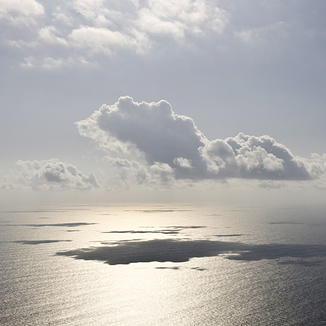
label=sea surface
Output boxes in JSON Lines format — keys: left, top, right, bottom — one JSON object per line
{"left": 1, "top": 203, "right": 326, "bottom": 325}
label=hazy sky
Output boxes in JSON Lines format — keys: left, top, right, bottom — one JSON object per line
{"left": 1, "top": 0, "right": 326, "bottom": 206}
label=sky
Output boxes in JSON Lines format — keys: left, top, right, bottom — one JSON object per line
{"left": 1, "top": 0, "right": 326, "bottom": 207}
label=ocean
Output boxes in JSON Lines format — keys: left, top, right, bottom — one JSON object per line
{"left": 1, "top": 204, "right": 326, "bottom": 325}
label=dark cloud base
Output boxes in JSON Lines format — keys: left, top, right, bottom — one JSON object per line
{"left": 56, "top": 239, "right": 326, "bottom": 266}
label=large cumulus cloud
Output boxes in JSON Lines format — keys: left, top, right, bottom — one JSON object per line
{"left": 1, "top": 159, "right": 98, "bottom": 190}
{"left": 76, "top": 96, "right": 313, "bottom": 181}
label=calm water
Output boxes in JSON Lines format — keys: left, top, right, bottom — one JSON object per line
{"left": 1, "top": 204, "right": 326, "bottom": 325}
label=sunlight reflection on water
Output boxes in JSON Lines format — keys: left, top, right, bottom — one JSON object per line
{"left": 1, "top": 204, "right": 326, "bottom": 325}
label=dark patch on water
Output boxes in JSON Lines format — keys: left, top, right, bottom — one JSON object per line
{"left": 103, "top": 226, "right": 206, "bottom": 235}
{"left": 278, "top": 260, "right": 324, "bottom": 267}
{"left": 191, "top": 267, "right": 206, "bottom": 271}
{"left": 269, "top": 221, "right": 323, "bottom": 227}
{"left": 214, "top": 234, "right": 243, "bottom": 237}
{"left": 0, "top": 210, "right": 69, "bottom": 213}
{"left": 15, "top": 240, "right": 72, "bottom": 245}
{"left": 25, "top": 222, "right": 97, "bottom": 227}
{"left": 124, "top": 209, "right": 192, "bottom": 213}
{"left": 103, "top": 229, "right": 180, "bottom": 235}
{"left": 56, "top": 238, "right": 326, "bottom": 266}
{"left": 269, "top": 221, "right": 305, "bottom": 225}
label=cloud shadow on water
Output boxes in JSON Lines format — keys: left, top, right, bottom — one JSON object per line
{"left": 103, "top": 226, "right": 206, "bottom": 235}
{"left": 278, "top": 260, "right": 324, "bottom": 267}
{"left": 15, "top": 240, "right": 72, "bottom": 245}
{"left": 214, "top": 234, "right": 243, "bottom": 237}
{"left": 25, "top": 222, "right": 97, "bottom": 228}
{"left": 56, "top": 239, "right": 326, "bottom": 266}
{"left": 103, "top": 230, "right": 180, "bottom": 235}
{"left": 124, "top": 209, "right": 192, "bottom": 213}
{"left": 269, "top": 221, "right": 305, "bottom": 225}
{"left": 269, "top": 221, "right": 323, "bottom": 227}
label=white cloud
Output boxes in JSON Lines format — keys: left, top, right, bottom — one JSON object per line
{"left": 41, "top": 56, "right": 97, "bottom": 69}
{"left": 73, "top": 0, "right": 105, "bottom": 21}
{"left": 38, "top": 26, "right": 67, "bottom": 45}
{"left": 1, "top": 0, "right": 229, "bottom": 67}
{"left": 2, "top": 159, "right": 98, "bottom": 191}
{"left": 66, "top": 0, "right": 227, "bottom": 53}
{"left": 0, "top": 0, "right": 44, "bottom": 25}
{"left": 1, "top": 0, "right": 326, "bottom": 70}
{"left": 77, "top": 96, "right": 208, "bottom": 180}
{"left": 104, "top": 157, "right": 174, "bottom": 189}
{"left": 137, "top": 0, "right": 228, "bottom": 39}
{"left": 302, "top": 153, "right": 326, "bottom": 190}
{"left": 76, "top": 96, "right": 315, "bottom": 182}
{"left": 305, "top": 153, "right": 326, "bottom": 179}
{"left": 173, "top": 157, "right": 193, "bottom": 169}
{"left": 235, "top": 21, "right": 289, "bottom": 44}
{"left": 20, "top": 56, "right": 36, "bottom": 68}
{"left": 68, "top": 26, "right": 139, "bottom": 55}
{"left": 223, "top": 133, "right": 310, "bottom": 180}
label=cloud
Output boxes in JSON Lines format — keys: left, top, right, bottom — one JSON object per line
{"left": 1, "top": 159, "right": 99, "bottom": 190}
{"left": 2, "top": 0, "right": 326, "bottom": 72}
{"left": 68, "top": 26, "right": 141, "bottom": 55}
{"left": 1, "top": 0, "right": 229, "bottom": 67}
{"left": 136, "top": 0, "right": 228, "bottom": 40}
{"left": 0, "top": 0, "right": 44, "bottom": 25}
{"left": 105, "top": 157, "right": 175, "bottom": 189}
{"left": 1, "top": 0, "right": 326, "bottom": 71}
{"left": 258, "top": 180, "right": 285, "bottom": 189}
{"left": 38, "top": 26, "right": 67, "bottom": 45}
{"left": 304, "top": 153, "right": 326, "bottom": 179}
{"left": 235, "top": 21, "right": 289, "bottom": 44}
{"left": 76, "top": 96, "right": 315, "bottom": 182}
{"left": 223, "top": 133, "right": 311, "bottom": 180}
{"left": 77, "top": 96, "right": 208, "bottom": 180}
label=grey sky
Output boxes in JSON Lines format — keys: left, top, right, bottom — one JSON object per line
{"left": 1, "top": 0, "right": 326, "bottom": 203}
